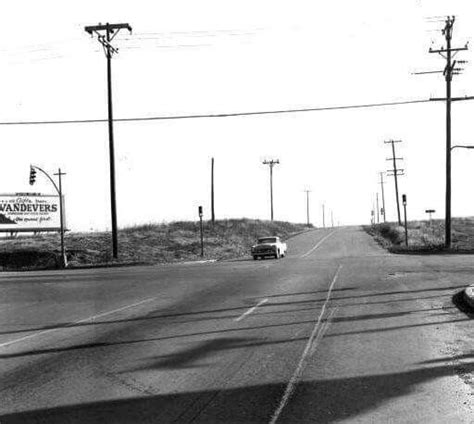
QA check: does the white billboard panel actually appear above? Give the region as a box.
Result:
[0,193,63,232]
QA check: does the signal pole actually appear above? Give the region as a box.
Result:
[304,189,311,226]
[85,22,132,259]
[263,159,279,221]
[379,172,386,222]
[30,165,67,268]
[385,139,404,225]
[429,16,469,248]
[376,193,380,224]
[54,169,67,268]
[211,157,215,224]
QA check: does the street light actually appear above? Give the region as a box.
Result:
[29,165,67,268]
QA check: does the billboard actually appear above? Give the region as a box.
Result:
[0,193,64,232]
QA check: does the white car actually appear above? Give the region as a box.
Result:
[251,236,287,260]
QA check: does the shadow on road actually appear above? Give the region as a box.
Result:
[1,361,472,424]
[0,310,468,361]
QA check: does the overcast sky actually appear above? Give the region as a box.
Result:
[1,1,474,231]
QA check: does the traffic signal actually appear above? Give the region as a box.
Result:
[29,166,36,185]
[198,206,203,217]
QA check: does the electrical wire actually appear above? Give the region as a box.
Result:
[0,99,431,126]
[0,99,436,126]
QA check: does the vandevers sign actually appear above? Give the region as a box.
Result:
[0,193,64,232]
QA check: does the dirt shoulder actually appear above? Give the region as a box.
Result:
[0,219,312,271]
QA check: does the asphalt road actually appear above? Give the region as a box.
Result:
[0,227,472,423]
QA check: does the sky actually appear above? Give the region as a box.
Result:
[1,1,474,231]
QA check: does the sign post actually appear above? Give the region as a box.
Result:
[425,209,436,225]
[198,206,204,257]
[402,194,408,247]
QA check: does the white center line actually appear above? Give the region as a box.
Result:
[0,297,155,349]
[269,265,342,424]
[300,230,337,258]
[234,298,269,322]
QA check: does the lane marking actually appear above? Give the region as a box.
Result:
[269,265,342,424]
[0,297,155,349]
[234,299,269,322]
[300,231,337,258]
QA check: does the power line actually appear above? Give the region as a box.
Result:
[0,98,435,126]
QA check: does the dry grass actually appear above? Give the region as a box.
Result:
[366,217,474,253]
[0,219,311,270]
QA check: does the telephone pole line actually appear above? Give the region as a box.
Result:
[304,189,311,227]
[385,139,404,225]
[428,16,469,248]
[85,22,132,259]
[322,203,325,228]
[379,172,386,223]
[262,159,279,221]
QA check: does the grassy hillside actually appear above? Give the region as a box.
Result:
[0,219,311,270]
[366,217,474,253]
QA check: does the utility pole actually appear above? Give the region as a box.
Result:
[322,203,325,228]
[85,22,132,259]
[379,172,386,223]
[385,139,404,225]
[211,157,215,224]
[262,159,279,221]
[304,189,311,227]
[331,210,334,228]
[428,16,469,248]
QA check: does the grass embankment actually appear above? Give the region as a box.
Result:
[0,219,311,270]
[366,217,474,253]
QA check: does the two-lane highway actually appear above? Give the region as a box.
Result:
[0,227,472,423]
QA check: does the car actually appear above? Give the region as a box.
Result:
[251,236,287,260]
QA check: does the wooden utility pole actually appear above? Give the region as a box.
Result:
[85,22,132,259]
[211,157,215,224]
[322,203,325,228]
[263,159,279,221]
[385,139,404,225]
[429,16,468,248]
[304,190,311,226]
